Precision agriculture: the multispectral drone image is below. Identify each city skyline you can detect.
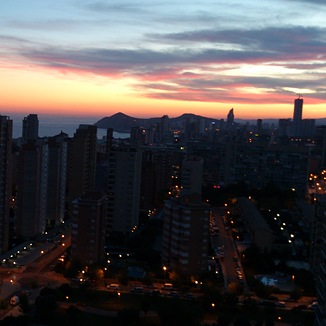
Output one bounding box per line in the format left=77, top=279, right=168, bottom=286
left=1, top=0, right=326, bottom=119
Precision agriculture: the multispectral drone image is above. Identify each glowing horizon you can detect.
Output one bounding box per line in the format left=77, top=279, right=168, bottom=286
left=1, top=0, right=326, bottom=120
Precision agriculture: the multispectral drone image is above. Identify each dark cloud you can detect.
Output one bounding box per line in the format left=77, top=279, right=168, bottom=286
left=85, top=1, right=147, bottom=14
left=19, top=37, right=323, bottom=75
left=150, top=26, right=326, bottom=58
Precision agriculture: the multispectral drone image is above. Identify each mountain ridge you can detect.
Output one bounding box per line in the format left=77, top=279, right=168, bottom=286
left=94, top=112, right=326, bottom=133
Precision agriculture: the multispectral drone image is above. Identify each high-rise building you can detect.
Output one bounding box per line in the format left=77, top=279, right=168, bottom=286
left=16, top=141, right=48, bottom=238
left=22, top=114, right=39, bottom=143
left=71, top=191, right=107, bottom=266
left=159, top=115, right=170, bottom=143
left=227, top=108, right=234, bottom=125
left=278, top=119, right=292, bottom=137
left=162, top=155, right=210, bottom=275
left=180, top=155, right=203, bottom=196
left=106, top=144, right=142, bottom=235
left=67, top=125, right=97, bottom=206
left=257, top=119, right=263, bottom=135
left=162, top=195, right=210, bottom=275
left=315, top=126, right=326, bottom=170
left=140, top=148, right=182, bottom=212
left=46, top=132, right=68, bottom=226
left=292, top=97, right=303, bottom=137
left=311, top=194, right=326, bottom=325
left=0, top=115, right=13, bottom=254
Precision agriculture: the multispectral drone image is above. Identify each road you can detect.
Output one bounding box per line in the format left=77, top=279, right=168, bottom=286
left=211, top=208, right=246, bottom=290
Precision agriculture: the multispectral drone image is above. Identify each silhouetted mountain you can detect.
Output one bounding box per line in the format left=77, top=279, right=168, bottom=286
left=94, top=112, right=326, bottom=133
left=94, top=112, right=217, bottom=132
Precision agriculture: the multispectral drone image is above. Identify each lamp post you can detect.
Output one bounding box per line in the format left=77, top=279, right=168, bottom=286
left=40, top=250, right=44, bottom=271
left=163, top=266, right=167, bottom=282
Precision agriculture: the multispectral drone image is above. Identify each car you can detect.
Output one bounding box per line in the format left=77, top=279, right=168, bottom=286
left=308, top=301, right=318, bottom=310
left=167, top=291, right=180, bottom=298
left=107, top=283, right=120, bottom=290
left=183, top=292, right=194, bottom=299
left=258, top=300, right=275, bottom=307
left=150, top=289, right=161, bottom=295
left=291, top=304, right=307, bottom=311
left=162, top=283, right=174, bottom=290
left=242, top=298, right=257, bottom=306
left=131, top=286, right=143, bottom=293
left=284, top=297, right=297, bottom=302
left=275, top=301, right=285, bottom=307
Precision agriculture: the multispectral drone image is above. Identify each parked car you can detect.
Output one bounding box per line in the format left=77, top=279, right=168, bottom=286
left=308, top=301, right=318, bottom=310
left=131, top=286, right=143, bottom=293
left=291, top=304, right=307, bottom=311
left=162, top=283, right=174, bottom=290
left=107, top=283, right=120, bottom=290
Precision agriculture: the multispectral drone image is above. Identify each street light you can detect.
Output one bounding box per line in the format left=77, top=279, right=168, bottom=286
left=163, top=266, right=167, bottom=281
left=40, top=250, right=44, bottom=271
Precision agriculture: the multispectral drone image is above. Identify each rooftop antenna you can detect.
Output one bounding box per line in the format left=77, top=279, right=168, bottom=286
left=298, top=94, right=303, bottom=99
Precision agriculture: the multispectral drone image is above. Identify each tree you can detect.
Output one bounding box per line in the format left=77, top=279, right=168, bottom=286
left=58, top=283, right=72, bottom=298
left=35, top=294, right=58, bottom=321
left=117, top=308, right=140, bottom=323
left=18, top=292, right=30, bottom=314
left=217, top=313, right=233, bottom=326
left=157, top=300, right=202, bottom=325
left=118, top=270, right=129, bottom=285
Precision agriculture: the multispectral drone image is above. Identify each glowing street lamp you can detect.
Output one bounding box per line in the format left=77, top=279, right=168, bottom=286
left=163, top=266, right=167, bottom=281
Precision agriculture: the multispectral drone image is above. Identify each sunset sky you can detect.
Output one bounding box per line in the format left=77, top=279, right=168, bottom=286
left=1, top=0, right=326, bottom=120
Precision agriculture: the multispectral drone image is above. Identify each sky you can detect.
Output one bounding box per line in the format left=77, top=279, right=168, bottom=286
left=1, top=0, right=326, bottom=120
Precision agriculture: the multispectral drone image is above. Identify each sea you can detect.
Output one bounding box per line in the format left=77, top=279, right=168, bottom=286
left=9, top=113, right=129, bottom=139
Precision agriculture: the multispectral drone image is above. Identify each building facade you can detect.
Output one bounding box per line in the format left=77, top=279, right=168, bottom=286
left=67, top=125, right=97, bottom=207
left=292, top=97, right=303, bottom=137
left=71, top=191, right=107, bottom=266
left=311, top=195, right=326, bottom=325
left=162, top=154, right=210, bottom=275
left=22, top=114, right=39, bottom=143
left=106, top=144, right=142, bottom=235
left=46, top=132, right=68, bottom=226
left=15, top=141, right=48, bottom=238
left=162, top=195, right=210, bottom=275
left=0, top=116, right=13, bottom=254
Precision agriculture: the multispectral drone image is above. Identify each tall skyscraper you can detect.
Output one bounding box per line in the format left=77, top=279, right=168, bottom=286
left=0, top=116, right=13, bottom=254
left=106, top=144, right=142, bottom=235
left=292, top=97, right=303, bottom=137
left=180, top=155, right=203, bottom=196
left=71, top=191, right=107, bottom=266
left=162, top=154, right=210, bottom=275
left=140, top=148, right=177, bottom=212
left=46, top=132, right=68, bottom=226
left=67, top=125, right=97, bottom=206
left=227, top=108, right=234, bottom=125
left=16, top=141, right=48, bottom=238
left=311, top=194, right=326, bottom=325
left=159, top=115, right=170, bottom=143
left=22, top=114, right=39, bottom=143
